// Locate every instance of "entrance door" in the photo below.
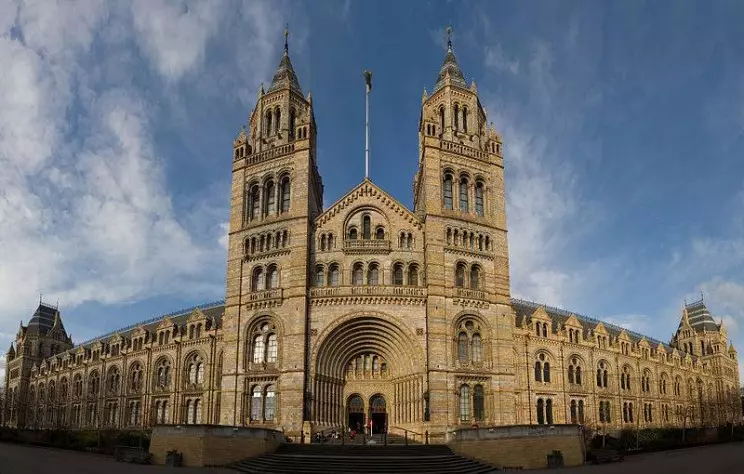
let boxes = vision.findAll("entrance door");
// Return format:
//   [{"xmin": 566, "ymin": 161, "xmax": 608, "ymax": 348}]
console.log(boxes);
[
  {"xmin": 369, "ymin": 394, "xmax": 387, "ymax": 434},
  {"xmin": 347, "ymin": 395, "xmax": 365, "ymax": 431}
]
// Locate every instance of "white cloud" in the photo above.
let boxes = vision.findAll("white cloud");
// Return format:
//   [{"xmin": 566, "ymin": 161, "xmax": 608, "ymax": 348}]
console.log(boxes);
[
  {"xmin": 218, "ymin": 222, "xmax": 230, "ymax": 251},
  {"xmin": 603, "ymin": 314, "xmax": 653, "ymax": 336},
  {"xmin": 0, "ymin": 0, "xmax": 287, "ymax": 338},
  {"xmin": 484, "ymin": 44, "xmax": 519, "ymax": 75}
]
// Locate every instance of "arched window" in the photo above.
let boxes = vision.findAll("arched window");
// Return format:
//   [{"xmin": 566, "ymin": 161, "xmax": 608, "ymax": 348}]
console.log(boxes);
[
  {"xmin": 542, "ymin": 323, "xmax": 548, "ymax": 337},
  {"xmin": 534, "ymin": 361, "xmax": 542, "ymax": 382},
  {"xmin": 458, "ymin": 332, "xmax": 469, "ymax": 364},
  {"xmin": 348, "ymin": 227, "xmax": 358, "ymax": 240},
  {"xmin": 129, "ymin": 362, "xmax": 143, "ymax": 392},
  {"xmin": 320, "ymin": 235, "xmax": 326, "ymax": 251},
  {"xmin": 473, "ymin": 385, "xmax": 484, "ymax": 421},
  {"xmin": 470, "ymin": 265, "xmax": 481, "ymax": 289},
  {"xmin": 570, "ymin": 399, "xmax": 577, "ymax": 423},
  {"xmin": 251, "ymin": 385, "xmax": 262, "ymax": 421},
  {"xmin": 249, "ymin": 185, "xmax": 260, "ymax": 220},
  {"xmin": 454, "ymin": 104, "xmax": 459, "ymax": 130},
  {"xmin": 375, "ymin": 227, "xmax": 385, "ymax": 240},
  {"xmin": 264, "ymin": 385, "xmax": 276, "ymax": 421},
  {"xmin": 578, "ymin": 400, "xmax": 585, "ymax": 423},
  {"xmin": 546, "ymin": 399, "xmax": 554, "ymax": 424},
  {"xmin": 462, "ymin": 106, "xmax": 468, "ymax": 133},
  {"xmin": 352, "ymin": 263, "xmax": 364, "ymax": 285},
  {"xmin": 439, "ymin": 107, "xmax": 445, "ymax": 134},
  {"xmin": 274, "ymin": 107, "xmax": 281, "ymax": 135},
  {"xmin": 455, "ymin": 263, "xmax": 466, "ymax": 287},
  {"xmin": 265, "ymin": 110, "xmax": 272, "ymax": 135},
  {"xmin": 543, "ymin": 362, "xmax": 551, "ymax": 383},
  {"xmin": 264, "ymin": 180, "xmax": 275, "ymax": 216},
  {"xmin": 443, "ymin": 174, "xmax": 453, "ymax": 210},
  {"xmin": 327, "ymin": 233, "xmax": 334, "ymax": 249},
  {"xmin": 367, "ymin": 263, "xmax": 379, "ymax": 285},
  {"xmin": 459, "ymin": 385, "xmax": 470, "ymax": 422},
  {"xmin": 362, "ymin": 215, "xmax": 371, "ymax": 239},
  {"xmin": 475, "ymin": 182, "xmax": 484, "ymax": 216},
  {"xmin": 408, "ymin": 264, "xmax": 419, "ymax": 286},
  {"xmin": 328, "ymin": 264, "xmax": 340, "ymax": 286},
  {"xmin": 280, "ymin": 177, "xmax": 291, "ymax": 213},
  {"xmin": 289, "ymin": 108, "xmax": 296, "ymax": 139},
  {"xmin": 459, "ymin": 177, "xmax": 469, "ymax": 211},
  {"xmin": 314, "ymin": 266, "xmax": 324, "ymax": 287},
  {"xmin": 568, "ymin": 358, "xmax": 582, "ymax": 385},
  {"xmin": 251, "ymin": 267, "xmax": 263, "ymax": 291},
  {"xmin": 471, "ymin": 334, "xmax": 483, "ymax": 363},
  {"xmin": 253, "ymin": 335, "xmax": 265, "ymax": 364},
  {"xmin": 267, "ymin": 334, "xmax": 278, "ymax": 363},
  {"xmin": 266, "ymin": 265, "xmax": 278, "ymax": 289},
  {"xmin": 156, "ymin": 358, "xmax": 171, "ymax": 388},
  {"xmin": 596, "ymin": 361, "xmax": 609, "ymax": 388},
  {"xmin": 393, "ymin": 263, "xmax": 404, "ymax": 285}
]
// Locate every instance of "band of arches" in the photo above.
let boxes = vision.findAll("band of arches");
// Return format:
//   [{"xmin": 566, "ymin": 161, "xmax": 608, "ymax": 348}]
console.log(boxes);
[
  {"xmin": 446, "ymin": 228, "xmax": 492, "ymax": 252},
  {"xmin": 244, "ymin": 230, "xmax": 290, "ymax": 256},
  {"xmin": 312, "ymin": 261, "xmax": 423, "ymax": 287}
]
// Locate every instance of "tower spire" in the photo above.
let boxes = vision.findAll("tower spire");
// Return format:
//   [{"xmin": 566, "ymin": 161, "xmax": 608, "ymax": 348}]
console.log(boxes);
[
  {"xmin": 446, "ymin": 25, "xmax": 452, "ymax": 50},
  {"xmin": 284, "ymin": 23, "xmax": 289, "ymax": 54}
]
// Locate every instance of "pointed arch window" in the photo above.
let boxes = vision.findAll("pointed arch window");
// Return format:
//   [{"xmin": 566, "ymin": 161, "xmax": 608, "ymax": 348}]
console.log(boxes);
[
  {"xmin": 443, "ymin": 174, "xmax": 453, "ymax": 210},
  {"xmin": 459, "ymin": 385, "xmax": 470, "ymax": 422},
  {"xmin": 280, "ymin": 177, "xmax": 291, "ymax": 213},
  {"xmin": 475, "ymin": 181, "xmax": 484, "ymax": 216}
]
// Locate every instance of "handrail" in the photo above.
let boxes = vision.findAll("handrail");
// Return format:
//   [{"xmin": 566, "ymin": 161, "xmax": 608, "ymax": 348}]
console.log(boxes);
[{"xmin": 389, "ymin": 425, "xmax": 424, "ymax": 436}]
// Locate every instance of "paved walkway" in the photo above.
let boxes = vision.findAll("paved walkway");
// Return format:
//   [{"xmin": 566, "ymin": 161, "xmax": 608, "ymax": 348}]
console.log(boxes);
[
  {"xmin": 532, "ymin": 441, "xmax": 744, "ymax": 474},
  {"xmin": 0, "ymin": 443, "xmax": 232, "ymax": 473}
]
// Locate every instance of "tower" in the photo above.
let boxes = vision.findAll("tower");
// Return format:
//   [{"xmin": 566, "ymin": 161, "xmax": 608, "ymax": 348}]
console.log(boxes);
[
  {"xmin": 414, "ymin": 29, "xmax": 517, "ymax": 428},
  {"xmin": 221, "ymin": 29, "xmax": 322, "ymax": 432}
]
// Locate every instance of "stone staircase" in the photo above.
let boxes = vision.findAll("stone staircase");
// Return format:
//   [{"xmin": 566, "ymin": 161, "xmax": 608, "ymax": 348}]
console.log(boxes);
[{"xmin": 229, "ymin": 443, "xmax": 499, "ymax": 473}]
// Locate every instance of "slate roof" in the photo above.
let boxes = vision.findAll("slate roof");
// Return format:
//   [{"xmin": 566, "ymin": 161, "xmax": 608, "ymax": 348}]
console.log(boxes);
[
  {"xmin": 511, "ymin": 298, "xmax": 682, "ymax": 356},
  {"xmin": 433, "ymin": 43, "xmax": 468, "ymax": 92},
  {"xmin": 266, "ymin": 46, "xmax": 303, "ymax": 95},
  {"xmin": 680, "ymin": 299, "xmax": 720, "ymax": 333},
  {"xmin": 26, "ymin": 303, "xmax": 60, "ymax": 336}
]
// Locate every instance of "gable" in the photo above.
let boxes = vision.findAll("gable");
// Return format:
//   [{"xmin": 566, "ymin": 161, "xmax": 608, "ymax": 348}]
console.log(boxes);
[{"xmin": 314, "ymin": 179, "xmax": 422, "ymax": 231}]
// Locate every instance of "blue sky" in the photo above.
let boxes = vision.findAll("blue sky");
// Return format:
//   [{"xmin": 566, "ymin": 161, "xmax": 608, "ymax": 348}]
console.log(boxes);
[{"xmin": 1, "ymin": 0, "xmax": 743, "ymax": 379}]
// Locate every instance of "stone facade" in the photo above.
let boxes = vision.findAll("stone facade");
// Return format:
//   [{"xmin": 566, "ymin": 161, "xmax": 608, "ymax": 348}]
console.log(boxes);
[{"xmin": 4, "ymin": 35, "xmax": 741, "ymax": 440}]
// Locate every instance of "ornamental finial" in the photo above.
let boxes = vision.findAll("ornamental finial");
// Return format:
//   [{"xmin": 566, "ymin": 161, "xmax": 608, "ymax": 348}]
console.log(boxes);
[
  {"xmin": 446, "ymin": 25, "xmax": 452, "ymax": 50},
  {"xmin": 284, "ymin": 24, "xmax": 289, "ymax": 53}
]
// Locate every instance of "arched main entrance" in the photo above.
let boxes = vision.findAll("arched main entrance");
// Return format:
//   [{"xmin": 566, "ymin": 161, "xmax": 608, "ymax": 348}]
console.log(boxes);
[
  {"xmin": 347, "ymin": 394, "xmax": 365, "ymax": 431},
  {"xmin": 369, "ymin": 394, "xmax": 387, "ymax": 434}
]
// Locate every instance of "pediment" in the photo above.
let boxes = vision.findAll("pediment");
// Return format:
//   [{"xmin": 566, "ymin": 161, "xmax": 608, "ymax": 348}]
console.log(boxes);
[
  {"xmin": 564, "ymin": 314, "xmax": 582, "ymax": 328},
  {"xmin": 530, "ymin": 307, "xmax": 550, "ymax": 321},
  {"xmin": 638, "ymin": 337, "xmax": 649, "ymax": 348},
  {"xmin": 617, "ymin": 329, "xmax": 631, "ymax": 341},
  {"xmin": 187, "ymin": 309, "xmax": 206, "ymax": 323},
  {"xmin": 314, "ymin": 179, "xmax": 422, "ymax": 231},
  {"xmin": 593, "ymin": 322, "xmax": 608, "ymax": 335},
  {"xmin": 656, "ymin": 343, "xmax": 667, "ymax": 354}
]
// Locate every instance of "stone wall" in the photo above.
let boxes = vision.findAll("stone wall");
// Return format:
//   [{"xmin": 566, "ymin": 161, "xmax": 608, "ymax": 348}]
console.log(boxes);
[
  {"xmin": 447, "ymin": 424, "xmax": 584, "ymax": 470},
  {"xmin": 149, "ymin": 424, "xmax": 283, "ymax": 467}
]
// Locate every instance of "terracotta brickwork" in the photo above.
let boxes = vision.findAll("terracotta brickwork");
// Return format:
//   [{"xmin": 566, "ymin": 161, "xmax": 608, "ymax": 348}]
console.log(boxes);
[{"xmin": 5, "ymin": 34, "xmax": 740, "ymax": 441}]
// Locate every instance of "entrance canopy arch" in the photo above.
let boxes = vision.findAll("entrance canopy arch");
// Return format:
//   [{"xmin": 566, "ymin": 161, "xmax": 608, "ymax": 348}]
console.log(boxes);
[{"xmin": 312, "ymin": 313, "xmax": 422, "ymax": 380}]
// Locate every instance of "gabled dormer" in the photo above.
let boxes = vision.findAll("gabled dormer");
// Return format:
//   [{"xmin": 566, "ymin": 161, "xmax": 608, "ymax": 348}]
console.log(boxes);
[
  {"xmin": 530, "ymin": 307, "xmax": 551, "ymax": 338},
  {"xmin": 593, "ymin": 322, "xmax": 610, "ymax": 349},
  {"xmin": 563, "ymin": 314, "xmax": 583, "ymax": 344}
]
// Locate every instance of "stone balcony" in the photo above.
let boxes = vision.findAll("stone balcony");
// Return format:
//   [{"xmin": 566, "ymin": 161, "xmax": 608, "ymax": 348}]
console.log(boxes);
[
  {"xmin": 248, "ymin": 288, "xmax": 283, "ymax": 303},
  {"xmin": 310, "ymin": 285, "xmax": 427, "ymax": 299},
  {"xmin": 451, "ymin": 287, "xmax": 487, "ymax": 300},
  {"xmin": 343, "ymin": 239, "xmax": 392, "ymax": 254}
]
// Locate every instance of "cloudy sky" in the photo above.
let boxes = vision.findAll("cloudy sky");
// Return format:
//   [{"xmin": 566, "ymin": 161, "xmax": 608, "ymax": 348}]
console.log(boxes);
[{"xmin": 2, "ymin": 0, "xmax": 743, "ymax": 379}]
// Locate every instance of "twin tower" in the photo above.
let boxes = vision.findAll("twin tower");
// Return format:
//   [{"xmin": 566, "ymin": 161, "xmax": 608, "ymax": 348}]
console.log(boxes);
[{"xmin": 223, "ymin": 30, "xmax": 511, "ymax": 435}]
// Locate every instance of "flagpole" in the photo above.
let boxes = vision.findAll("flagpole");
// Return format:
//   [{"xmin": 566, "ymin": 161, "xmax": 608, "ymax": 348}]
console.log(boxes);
[{"xmin": 364, "ymin": 70, "xmax": 372, "ymax": 179}]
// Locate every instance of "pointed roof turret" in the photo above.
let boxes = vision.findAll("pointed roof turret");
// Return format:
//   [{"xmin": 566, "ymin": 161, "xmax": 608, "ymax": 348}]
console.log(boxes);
[
  {"xmin": 680, "ymin": 298, "xmax": 719, "ymax": 333},
  {"xmin": 267, "ymin": 25, "xmax": 303, "ymax": 95},
  {"xmin": 7, "ymin": 343, "xmax": 15, "ymax": 358},
  {"xmin": 433, "ymin": 26, "xmax": 468, "ymax": 92}
]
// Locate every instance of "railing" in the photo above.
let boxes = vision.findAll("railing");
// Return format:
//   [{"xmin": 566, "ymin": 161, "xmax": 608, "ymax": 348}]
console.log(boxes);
[
  {"xmin": 441, "ymin": 140, "xmax": 488, "ymax": 161},
  {"xmin": 388, "ymin": 426, "xmax": 429, "ymax": 445},
  {"xmin": 343, "ymin": 239, "xmax": 391, "ymax": 252},
  {"xmin": 309, "ymin": 285, "xmax": 427, "ymax": 299},
  {"xmin": 245, "ymin": 143, "xmax": 295, "ymax": 166},
  {"xmin": 454, "ymin": 288, "xmax": 486, "ymax": 300},
  {"xmin": 248, "ymin": 288, "xmax": 283, "ymax": 302}
]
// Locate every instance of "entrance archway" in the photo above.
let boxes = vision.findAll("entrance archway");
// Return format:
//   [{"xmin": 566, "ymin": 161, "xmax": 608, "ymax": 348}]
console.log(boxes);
[
  {"xmin": 369, "ymin": 394, "xmax": 387, "ymax": 434},
  {"xmin": 347, "ymin": 394, "xmax": 365, "ymax": 431}
]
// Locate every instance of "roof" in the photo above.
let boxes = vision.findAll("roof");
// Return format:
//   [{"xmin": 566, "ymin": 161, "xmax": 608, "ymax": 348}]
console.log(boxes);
[
  {"xmin": 26, "ymin": 303, "xmax": 60, "ymax": 336},
  {"xmin": 511, "ymin": 298, "xmax": 684, "ymax": 357},
  {"xmin": 267, "ymin": 46, "xmax": 303, "ymax": 95},
  {"xmin": 680, "ymin": 299, "xmax": 720, "ymax": 333},
  {"xmin": 433, "ymin": 43, "xmax": 468, "ymax": 93},
  {"xmin": 75, "ymin": 300, "xmax": 225, "ymax": 349}
]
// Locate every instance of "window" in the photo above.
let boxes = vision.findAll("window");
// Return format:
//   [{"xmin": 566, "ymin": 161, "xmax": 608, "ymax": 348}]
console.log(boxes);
[
  {"xmin": 253, "ymin": 335, "xmax": 265, "ymax": 364},
  {"xmin": 289, "ymin": 108, "xmax": 296, "ymax": 139},
  {"xmin": 408, "ymin": 264, "xmax": 419, "ymax": 286},
  {"xmin": 471, "ymin": 334, "xmax": 483, "ymax": 362},
  {"xmin": 129, "ymin": 363, "xmax": 143, "ymax": 392},
  {"xmin": 352, "ymin": 263, "xmax": 364, "ymax": 285},
  {"xmin": 185, "ymin": 354, "xmax": 204, "ymax": 384},
  {"xmin": 265, "ymin": 110, "xmax": 272, "ymax": 135},
  {"xmin": 375, "ymin": 227, "xmax": 385, "ymax": 239},
  {"xmin": 393, "ymin": 264, "xmax": 404, "ymax": 285},
  {"xmin": 280, "ymin": 177, "xmax": 291, "ymax": 213},
  {"xmin": 267, "ymin": 334, "xmax": 277, "ymax": 363},
  {"xmin": 459, "ymin": 385, "xmax": 470, "ymax": 422},
  {"xmin": 536, "ymin": 398, "xmax": 545, "ymax": 425},
  {"xmin": 362, "ymin": 215, "xmax": 371, "ymax": 240},
  {"xmin": 475, "ymin": 182, "xmax": 484, "ymax": 216},
  {"xmin": 315, "ymin": 266, "xmax": 324, "ymax": 287},
  {"xmin": 455, "ymin": 263, "xmax": 466, "ymax": 287},
  {"xmin": 599, "ymin": 401, "xmax": 611, "ymax": 423},
  {"xmin": 348, "ymin": 227, "xmax": 358, "ymax": 240},
  {"xmin": 251, "ymin": 267, "xmax": 263, "ymax": 292},
  {"xmin": 249, "ymin": 185, "xmax": 260, "ymax": 220},
  {"xmin": 274, "ymin": 108, "xmax": 281, "ymax": 135},
  {"xmin": 367, "ymin": 263, "xmax": 379, "ymax": 285},
  {"xmin": 535, "ymin": 353, "xmax": 550, "ymax": 382},
  {"xmin": 473, "ymin": 385, "xmax": 484, "ymax": 421},
  {"xmin": 264, "ymin": 180, "xmax": 275, "ymax": 216},
  {"xmin": 459, "ymin": 177, "xmax": 469, "ymax": 211},
  {"xmin": 328, "ymin": 264, "xmax": 340, "ymax": 286},
  {"xmin": 458, "ymin": 333, "xmax": 469, "ymax": 364},
  {"xmin": 621, "ymin": 367, "xmax": 632, "ymax": 391},
  {"xmin": 443, "ymin": 174, "xmax": 453, "ymax": 209},
  {"xmin": 251, "ymin": 386, "xmax": 262, "ymax": 421},
  {"xmin": 439, "ymin": 107, "xmax": 445, "ymax": 134},
  {"xmin": 568, "ymin": 358, "xmax": 582, "ymax": 385},
  {"xmin": 266, "ymin": 265, "xmax": 278, "ymax": 289},
  {"xmin": 462, "ymin": 106, "xmax": 468, "ymax": 133},
  {"xmin": 597, "ymin": 362, "xmax": 609, "ymax": 388},
  {"xmin": 454, "ymin": 104, "xmax": 459, "ymax": 130},
  {"xmin": 264, "ymin": 386, "xmax": 276, "ymax": 421},
  {"xmin": 156, "ymin": 359, "xmax": 171, "ymax": 388},
  {"xmin": 470, "ymin": 265, "xmax": 481, "ymax": 289}
]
